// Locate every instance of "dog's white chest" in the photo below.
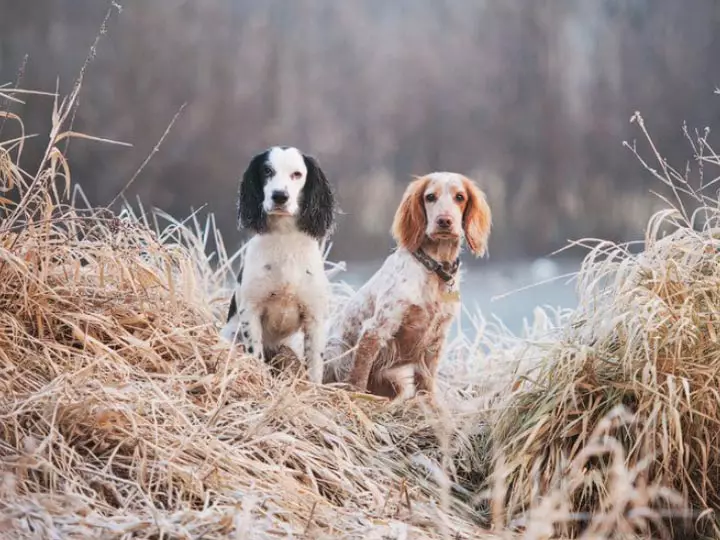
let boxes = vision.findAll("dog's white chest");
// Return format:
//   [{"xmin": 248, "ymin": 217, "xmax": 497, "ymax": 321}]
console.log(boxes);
[{"xmin": 241, "ymin": 231, "xmax": 328, "ymax": 315}]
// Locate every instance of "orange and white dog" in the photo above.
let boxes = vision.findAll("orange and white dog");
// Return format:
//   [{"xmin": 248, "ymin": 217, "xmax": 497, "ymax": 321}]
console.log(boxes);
[{"xmin": 323, "ymin": 172, "xmax": 492, "ymax": 402}]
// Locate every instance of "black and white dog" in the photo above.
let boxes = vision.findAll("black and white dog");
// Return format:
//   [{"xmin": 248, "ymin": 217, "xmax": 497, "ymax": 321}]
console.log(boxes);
[{"xmin": 220, "ymin": 146, "xmax": 336, "ymax": 384}]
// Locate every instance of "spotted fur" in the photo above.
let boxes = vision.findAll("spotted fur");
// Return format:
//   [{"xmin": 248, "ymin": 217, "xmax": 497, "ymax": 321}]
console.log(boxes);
[{"xmin": 323, "ymin": 172, "xmax": 492, "ymax": 402}]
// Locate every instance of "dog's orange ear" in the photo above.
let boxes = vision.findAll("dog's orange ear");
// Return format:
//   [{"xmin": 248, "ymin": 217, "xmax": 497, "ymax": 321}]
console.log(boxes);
[
  {"xmin": 392, "ymin": 176, "xmax": 429, "ymax": 252},
  {"xmin": 462, "ymin": 176, "xmax": 492, "ymax": 257}
]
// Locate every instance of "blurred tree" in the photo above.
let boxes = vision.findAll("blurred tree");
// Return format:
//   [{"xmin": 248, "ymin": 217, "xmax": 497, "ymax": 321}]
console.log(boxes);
[{"xmin": 1, "ymin": 0, "xmax": 719, "ymax": 262}]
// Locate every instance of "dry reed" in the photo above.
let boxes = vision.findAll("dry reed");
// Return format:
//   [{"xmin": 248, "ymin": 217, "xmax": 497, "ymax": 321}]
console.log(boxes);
[{"xmin": 489, "ymin": 113, "xmax": 720, "ymax": 539}]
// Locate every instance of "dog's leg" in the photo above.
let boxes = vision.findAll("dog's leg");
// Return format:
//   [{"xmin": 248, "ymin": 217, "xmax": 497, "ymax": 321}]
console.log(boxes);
[
  {"xmin": 220, "ymin": 315, "xmax": 241, "ymax": 342},
  {"xmin": 220, "ymin": 292, "xmax": 263, "ymax": 359},
  {"xmin": 243, "ymin": 309, "xmax": 264, "ymax": 360},
  {"xmin": 221, "ymin": 309, "xmax": 263, "ymax": 360},
  {"xmin": 303, "ymin": 314, "xmax": 325, "ymax": 384},
  {"xmin": 348, "ymin": 331, "xmax": 381, "ymax": 391},
  {"xmin": 349, "ymin": 303, "xmax": 405, "ymax": 392},
  {"xmin": 414, "ymin": 336, "xmax": 444, "ymax": 402},
  {"xmin": 220, "ymin": 291, "xmax": 241, "ymax": 342}
]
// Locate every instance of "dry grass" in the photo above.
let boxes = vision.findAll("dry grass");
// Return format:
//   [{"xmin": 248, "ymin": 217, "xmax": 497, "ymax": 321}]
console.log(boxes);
[
  {"xmin": 489, "ymin": 114, "xmax": 720, "ymax": 538},
  {"xmin": 0, "ymin": 85, "xmax": 498, "ymax": 539},
  {"xmin": 0, "ymin": 81, "xmax": 711, "ymax": 540}
]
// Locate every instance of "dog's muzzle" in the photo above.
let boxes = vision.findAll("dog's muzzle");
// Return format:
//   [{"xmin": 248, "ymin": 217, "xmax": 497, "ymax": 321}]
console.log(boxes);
[{"xmin": 268, "ymin": 190, "xmax": 291, "ymax": 214}]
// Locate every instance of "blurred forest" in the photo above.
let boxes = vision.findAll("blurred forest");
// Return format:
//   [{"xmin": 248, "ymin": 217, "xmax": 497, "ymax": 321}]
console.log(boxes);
[{"xmin": 2, "ymin": 0, "xmax": 720, "ymax": 263}]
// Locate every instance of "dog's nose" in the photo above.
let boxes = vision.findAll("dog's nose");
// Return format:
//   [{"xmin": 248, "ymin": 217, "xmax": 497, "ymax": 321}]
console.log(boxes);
[
  {"xmin": 271, "ymin": 190, "xmax": 289, "ymax": 205},
  {"xmin": 436, "ymin": 216, "xmax": 452, "ymax": 229}
]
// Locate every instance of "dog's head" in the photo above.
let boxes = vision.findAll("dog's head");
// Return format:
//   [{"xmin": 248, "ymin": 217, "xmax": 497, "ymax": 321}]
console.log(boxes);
[
  {"xmin": 238, "ymin": 146, "xmax": 336, "ymax": 239},
  {"xmin": 391, "ymin": 172, "xmax": 492, "ymax": 256}
]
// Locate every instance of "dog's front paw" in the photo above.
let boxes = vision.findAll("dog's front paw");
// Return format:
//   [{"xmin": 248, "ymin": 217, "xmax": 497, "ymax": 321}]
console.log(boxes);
[
  {"xmin": 245, "ymin": 344, "xmax": 264, "ymax": 361},
  {"xmin": 219, "ymin": 322, "xmax": 239, "ymax": 343},
  {"xmin": 306, "ymin": 362, "xmax": 323, "ymax": 385}
]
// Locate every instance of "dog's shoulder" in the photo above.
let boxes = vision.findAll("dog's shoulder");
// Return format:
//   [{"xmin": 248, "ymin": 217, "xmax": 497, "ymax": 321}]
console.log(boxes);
[
  {"xmin": 377, "ymin": 249, "xmax": 430, "ymax": 298},
  {"xmin": 344, "ymin": 250, "xmax": 425, "ymax": 318}
]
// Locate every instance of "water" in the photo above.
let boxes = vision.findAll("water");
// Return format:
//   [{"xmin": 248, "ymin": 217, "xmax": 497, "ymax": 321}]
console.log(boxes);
[{"xmin": 336, "ymin": 257, "xmax": 581, "ymax": 336}]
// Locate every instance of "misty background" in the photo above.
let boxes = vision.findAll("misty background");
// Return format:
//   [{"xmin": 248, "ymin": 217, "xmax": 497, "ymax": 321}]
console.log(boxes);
[{"xmin": 2, "ymin": 0, "xmax": 719, "ymax": 331}]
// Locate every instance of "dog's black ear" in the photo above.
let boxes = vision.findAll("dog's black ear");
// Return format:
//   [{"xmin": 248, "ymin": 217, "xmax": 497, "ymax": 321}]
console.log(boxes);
[
  {"xmin": 298, "ymin": 154, "xmax": 336, "ymax": 240},
  {"xmin": 238, "ymin": 152, "xmax": 268, "ymax": 233}
]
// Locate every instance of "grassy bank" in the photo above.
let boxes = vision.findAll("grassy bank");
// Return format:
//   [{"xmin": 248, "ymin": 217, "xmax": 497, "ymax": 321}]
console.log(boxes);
[{"xmin": 0, "ymin": 84, "xmax": 717, "ymax": 539}]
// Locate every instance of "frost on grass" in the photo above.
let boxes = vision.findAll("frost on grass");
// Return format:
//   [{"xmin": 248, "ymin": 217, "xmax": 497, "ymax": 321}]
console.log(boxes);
[
  {"xmin": 0, "ymin": 83, "xmax": 703, "ymax": 540},
  {"xmin": 0, "ymin": 86, "xmax": 500, "ymax": 540},
  {"xmin": 489, "ymin": 114, "xmax": 720, "ymax": 538}
]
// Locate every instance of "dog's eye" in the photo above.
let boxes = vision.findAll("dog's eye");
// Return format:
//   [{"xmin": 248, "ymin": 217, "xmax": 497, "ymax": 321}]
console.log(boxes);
[
  {"xmin": 263, "ymin": 166, "xmax": 274, "ymax": 177},
  {"xmin": 291, "ymin": 171, "xmax": 302, "ymax": 180},
  {"xmin": 455, "ymin": 193, "xmax": 465, "ymax": 202},
  {"xmin": 425, "ymin": 193, "xmax": 437, "ymax": 203}
]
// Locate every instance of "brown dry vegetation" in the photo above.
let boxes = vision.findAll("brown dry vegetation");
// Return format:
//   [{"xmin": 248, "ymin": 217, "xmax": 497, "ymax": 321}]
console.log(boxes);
[
  {"xmin": 488, "ymin": 115, "xmax": 720, "ymax": 539},
  {"xmin": 0, "ymin": 85, "xmax": 497, "ymax": 539},
  {"xmin": 2, "ymin": 73, "xmax": 720, "ymax": 540}
]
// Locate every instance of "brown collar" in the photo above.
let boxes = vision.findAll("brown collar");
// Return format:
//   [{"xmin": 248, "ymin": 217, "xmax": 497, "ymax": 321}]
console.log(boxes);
[{"xmin": 412, "ymin": 248, "xmax": 460, "ymax": 283}]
